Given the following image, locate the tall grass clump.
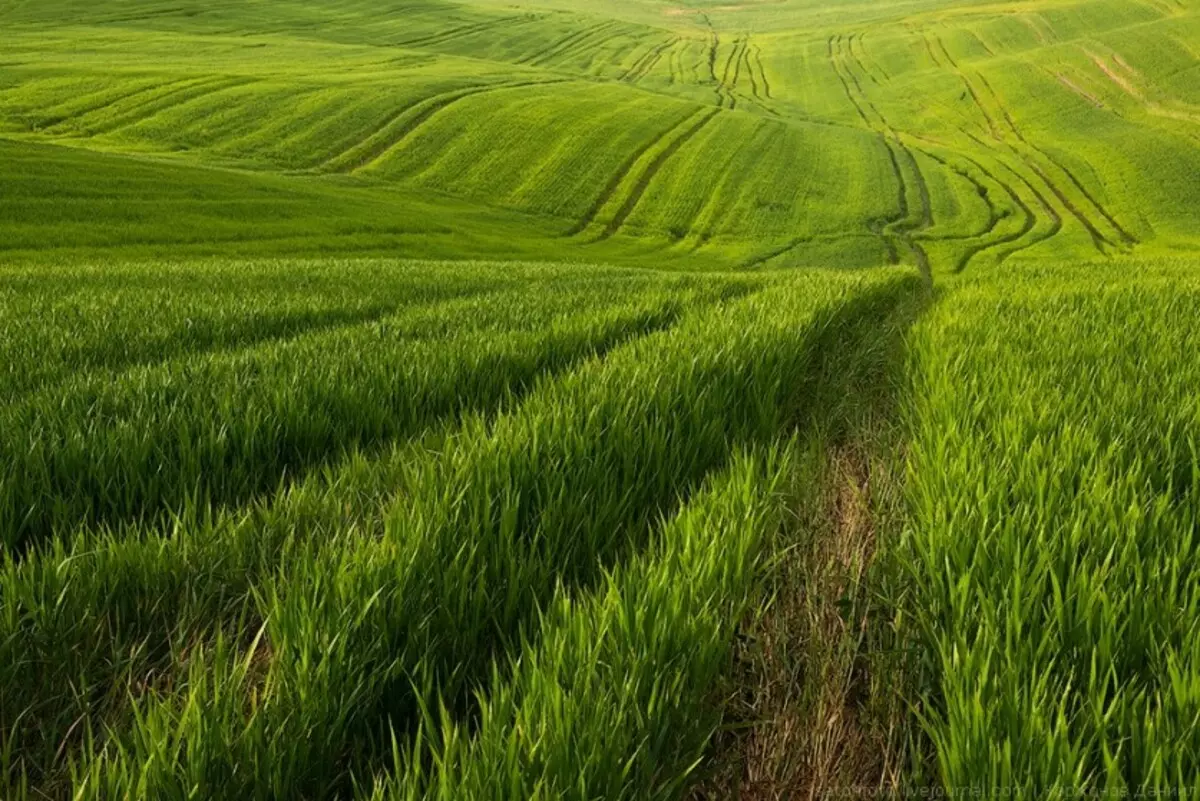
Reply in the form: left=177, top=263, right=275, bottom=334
left=891, top=260, right=1200, bottom=794
left=367, top=444, right=797, bottom=801
left=0, top=264, right=725, bottom=552
left=0, top=266, right=740, bottom=792
left=67, top=269, right=919, bottom=800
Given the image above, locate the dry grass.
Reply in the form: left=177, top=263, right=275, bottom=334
left=695, top=442, right=906, bottom=801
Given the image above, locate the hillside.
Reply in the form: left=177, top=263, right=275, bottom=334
left=1, top=0, right=1199, bottom=798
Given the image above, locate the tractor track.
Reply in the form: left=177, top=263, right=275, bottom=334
left=847, top=34, right=881, bottom=86
left=621, top=36, right=679, bottom=83
left=911, top=142, right=1034, bottom=270
left=564, top=106, right=702, bottom=237
left=396, top=14, right=537, bottom=51
left=935, top=47, right=1127, bottom=255
left=324, top=80, right=563, bottom=174
left=79, top=76, right=258, bottom=136
left=977, top=71, right=1129, bottom=250
left=524, top=20, right=620, bottom=67
left=752, top=45, right=773, bottom=98
left=829, top=35, right=931, bottom=274
left=737, top=232, right=875, bottom=269
left=595, top=108, right=721, bottom=241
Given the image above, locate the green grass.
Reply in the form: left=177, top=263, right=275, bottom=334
left=0, top=261, right=730, bottom=550
left=892, top=259, right=1200, bottom=794
left=1, top=0, right=1200, bottom=797
left=59, top=270, right=918, bottom=800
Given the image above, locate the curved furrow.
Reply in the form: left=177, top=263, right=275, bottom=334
left=831, top=34, right=931, bottom=269
left=595, top=108, right=722, bottom=242
left=991, top=153, right=1064, bottom=263
left=569, top=28, right=654, bottom=74
left=1029, top=142, right=1138, bottom=245
left=620, top=36, right=679, bottom=83
left=523, top=20, right=619, bottom=67
left=742, top=40, right=761, bottom=98
left=394, top=14, right=537, bottom=51
left=323, top=80, right=566, bottom=175
left=827, top=35, right=873, bottom=127
left=934, top=46, right=1118, bottom=255
left=563, top=106, right=700, bottom=237
left=753, top=45, right=773, bottom=98
left=911, top=142, right=1033, bottom=270
left=975, top=72, right=1137, bottom=246
left=736, top=232, right=876, bottom=269
left=81, top=76, right=259, bottom=137
left=848, top=34, right=881, bottom=86
left=35, top=79, right=181, bottom=132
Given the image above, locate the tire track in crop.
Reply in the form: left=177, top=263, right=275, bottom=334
left=522, top=20, right=619, bottom=67
left=728, top=37, right=747, bottom=104
left=713, top=36, right=741, bottom=109
left=913, top=147, right=1002, bottom=244
left=322, top=80, right=564, bottom=174
left=995, top=157, right=1063, bottom=261
left=829, top=35, right=931, bottom=272
left=1028, top=142, right=1138, bottom=244
left=3, top=294, right=481, bottom=408
left=968, top=29, right=997, bottom=58
left=827, top=35, right=873, bottom=127
left=891, top=141, right=933, bottom=276
left=736, top=232, right=876, bottom=269
left=1050, top=66, right=1107, bottom=108
left=395, top=14, right=538, bottom=51
left=564, top=106, right=700, bottom=237
left=317, top=85, right=482, bottom=172
left=1089, top=48, right=1200, bottom=138
left=5, top=288, right=705, bottom=558
left=828, top=36, right=896, bottom=259
left=721, top=37, right=779, bottom=117
left=595, top=108, right=721, bottom=242
left=860, top=32, right=894, bottom=81
left=1019, top=13, right=1057, bottom=46
left=684, top=118, right=775, bottom=253
left=620, top=36, right=679, bottom=83
left=973, top=68, right=1125, bottom=251
left=880, top=137, right=932, bottom=276
left=743, top=46, right=757, bottom=98
left=0, top=298, right=700, bottom=790
left=521, top=20, right=615, bottom=66
left=702, top=15, right=720, bottom=86
left=847, top=34, right=881, bottom=86
left=931, top=37, right=1121, bottom=255
left=77, top=76, right=258, bottom=136
left=931, top=33, right=959, bottom=70
left=35, top=80, right=182, bottom=131
left=665, top=39, right=683, bottom=85
left=1015, top=155, right=1111, bottom=251
left=568, top=27, right=651, bottom=73
left=241, top=281, right=910, bottom=801
left=911, top=143, right=1034, bottom=270
left=959, top=126, right=1065, bottom=262
left=751, top=44, right=773, bottom=98
left=922, top=32, right=944, bottom=70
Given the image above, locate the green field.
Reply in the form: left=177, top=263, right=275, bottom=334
left=1, top=0, right=1199, bottom=797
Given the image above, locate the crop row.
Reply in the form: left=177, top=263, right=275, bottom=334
left=0, top=261, right=739, bottom=551
left=0, top=265, right=921, bottom=798
left=892, top=260, right=1200, bottom=792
